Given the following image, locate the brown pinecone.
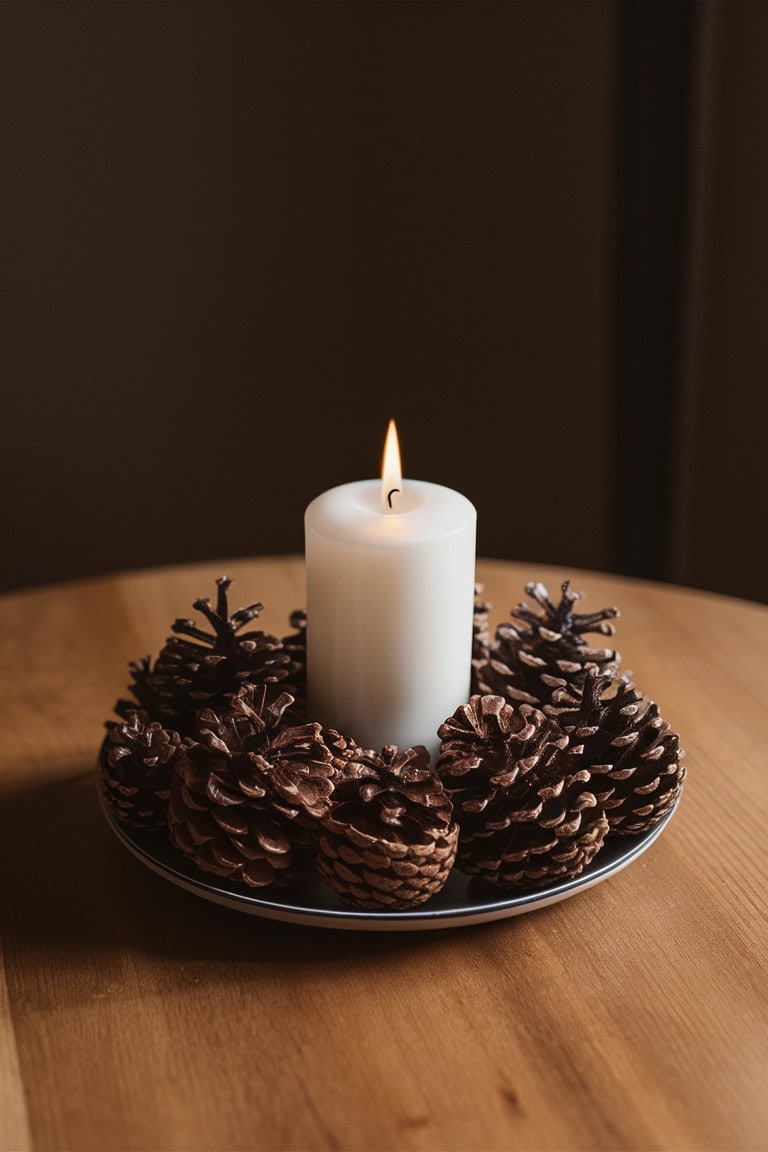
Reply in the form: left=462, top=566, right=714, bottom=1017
left=318, top=745, right=458, bottom=911
left=545, top=668, right=686, bottom=836
left=476, top=581, right=620, bottom=707
left=168, top=686, right=336, bottom=887
left=98, top=711, right=181, bottom=829
left=116, top=577, right=300, bottom=735
left=437, top=695, right=607, bottom=888
left=471, top=584, right=491, bottom=696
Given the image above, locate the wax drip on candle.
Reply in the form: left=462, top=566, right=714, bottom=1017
left=381, top=419, right=402, bottom=512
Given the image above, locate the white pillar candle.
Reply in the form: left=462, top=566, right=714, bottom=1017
left=304, top=423, right=476, bottom=756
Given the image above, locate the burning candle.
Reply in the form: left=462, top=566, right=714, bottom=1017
left=304, top=422, right=476, bottom=755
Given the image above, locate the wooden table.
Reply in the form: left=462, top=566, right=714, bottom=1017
left=2, top=556, right=767, bottom=1152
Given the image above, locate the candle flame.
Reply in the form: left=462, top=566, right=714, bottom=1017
left=381, top=419, right=402, bottom=511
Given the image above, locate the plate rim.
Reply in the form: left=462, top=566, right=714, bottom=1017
left=101, top=789, right=680, bottom=931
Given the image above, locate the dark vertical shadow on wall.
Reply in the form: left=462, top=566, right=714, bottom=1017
left=610, top=1, right=696, bottom=580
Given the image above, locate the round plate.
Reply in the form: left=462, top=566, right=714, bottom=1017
left=102, top=794, right=680, bottom=931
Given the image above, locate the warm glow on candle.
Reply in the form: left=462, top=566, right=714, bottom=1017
left=305, top=420, right=477, bottom=752
left=381, top=419, right=402, bottom=511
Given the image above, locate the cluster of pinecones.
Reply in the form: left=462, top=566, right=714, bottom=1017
left=99, top=577, right=685, bottom=910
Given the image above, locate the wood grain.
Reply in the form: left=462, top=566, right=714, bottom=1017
left=1, top=557, right=767, bottom=1152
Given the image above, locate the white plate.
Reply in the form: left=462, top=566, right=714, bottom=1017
left=102, top=795, right=679, bottom=932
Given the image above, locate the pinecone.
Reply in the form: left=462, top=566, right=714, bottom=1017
left=477, top=581, right=620, bottom=707
left=318, top=745, right=458, bottom=910
left=471, top=584, right=491, bottom=696
left=545, top=668, right=686, bottom=836
left=168, top=686, right=336, bottom=887
left=98, top=711, right=181, bottom=829
left=116, top=577, right=299, bottom=735
left=437, top=695, right=607, bottom=888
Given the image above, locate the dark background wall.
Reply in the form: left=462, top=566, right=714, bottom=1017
left=1, top=1, right=766, bottom=603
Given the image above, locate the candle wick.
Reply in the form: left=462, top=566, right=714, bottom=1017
left=387, top=488, right=401, bottom=509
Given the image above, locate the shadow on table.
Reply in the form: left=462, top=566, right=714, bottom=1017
left=0, top=771, right=525, bottom=976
